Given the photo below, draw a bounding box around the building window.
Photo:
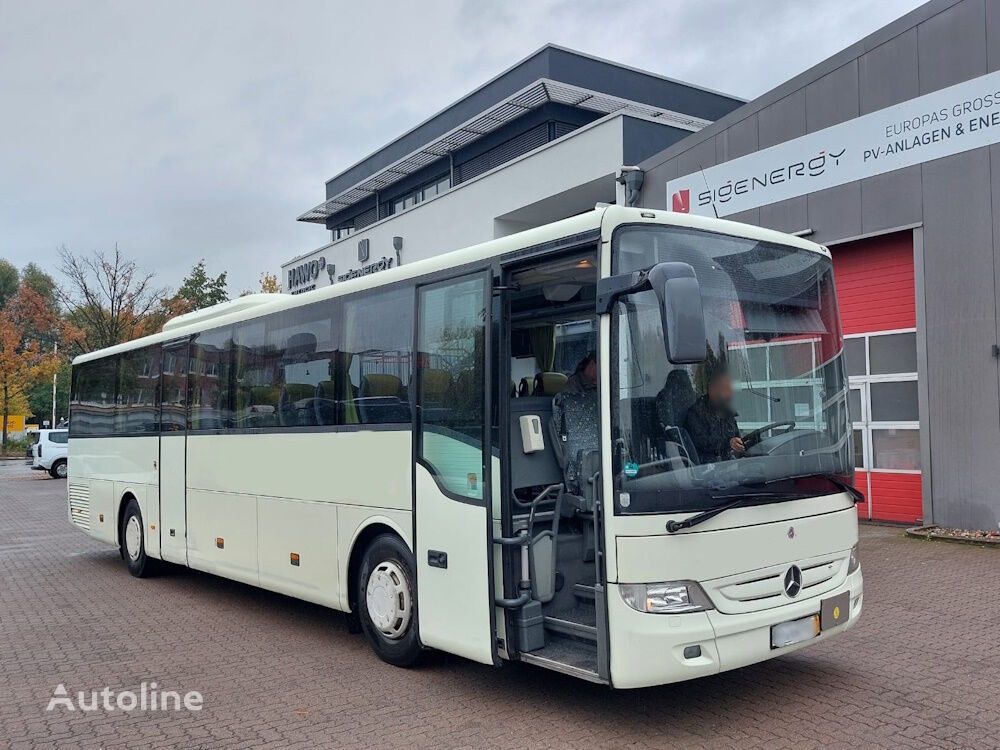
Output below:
[390,174,450,217]
[845,329,920,473]
[332,224,355,242]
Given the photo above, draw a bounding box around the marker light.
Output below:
[619,581,714,614]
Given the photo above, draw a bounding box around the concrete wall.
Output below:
[285,114,626,291]
[639,0,1000,530]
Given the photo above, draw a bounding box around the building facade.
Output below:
[639,0,1000,530]
[284,45,743,294]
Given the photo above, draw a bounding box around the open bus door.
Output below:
[412,270,497,665]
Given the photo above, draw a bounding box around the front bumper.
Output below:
[607,568,864,689]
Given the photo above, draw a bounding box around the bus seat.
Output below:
[518,377,534,397]
[550,391,599,501]
[420,369,453,405]
[533,372,567,396]
[280,383,317,426]
[315,380,338,425]
[359,374,409,424]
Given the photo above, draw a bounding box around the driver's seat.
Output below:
[655,370,700,464]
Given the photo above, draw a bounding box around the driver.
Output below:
[683,366,745,462]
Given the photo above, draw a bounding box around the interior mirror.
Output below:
[647,262,707,364]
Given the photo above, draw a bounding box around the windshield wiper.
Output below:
[738,473,866,503]
[665,492,805,533]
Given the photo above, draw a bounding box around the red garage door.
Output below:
[832,231,922,524]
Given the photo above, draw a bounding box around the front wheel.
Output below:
[120,499,155,578]
[356,534,422,667]
[49,459,67,479]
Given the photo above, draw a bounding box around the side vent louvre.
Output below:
[68,484,91,531]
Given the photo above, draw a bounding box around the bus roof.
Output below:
[72,206,828,365]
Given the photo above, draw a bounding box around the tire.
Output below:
[120,499,155,578]
[49,459,67,479]
[356,534,422,667]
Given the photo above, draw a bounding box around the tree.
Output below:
[0,284,61,451]
[166,260,228,316]
[57,245,167,354]
[0,259,17,309]
[258,271,280,294]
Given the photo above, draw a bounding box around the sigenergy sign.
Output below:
[667,69,1000,217]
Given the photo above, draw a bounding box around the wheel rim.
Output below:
[365,560,411,639]
[56,462,67,478]
[125,515,142,561]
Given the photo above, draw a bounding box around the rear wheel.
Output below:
[121,499,155,578]
[356,534,422,667]
[49,459,67,479]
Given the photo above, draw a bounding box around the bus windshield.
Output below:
[611,224,851,515]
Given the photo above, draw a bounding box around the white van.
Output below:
[31,429,68,478]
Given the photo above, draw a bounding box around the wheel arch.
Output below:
[115,489,140,549]
[344,516,411,614]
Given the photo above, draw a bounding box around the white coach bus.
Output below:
[67,206,863,688]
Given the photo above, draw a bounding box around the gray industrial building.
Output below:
[638,0,1000,530]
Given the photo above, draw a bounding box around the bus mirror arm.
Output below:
[596,263,707,365]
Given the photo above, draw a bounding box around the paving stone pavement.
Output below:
[1,463,999,749]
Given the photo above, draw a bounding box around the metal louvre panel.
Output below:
[704,551,849,614]
[297,77,712,223]
[454,123,548,185]
[68,483,91,531]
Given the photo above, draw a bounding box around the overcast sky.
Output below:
[0,0,925,295]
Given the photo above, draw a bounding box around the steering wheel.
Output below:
[741,420,797,450]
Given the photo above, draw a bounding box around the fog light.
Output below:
[683,645,701,659]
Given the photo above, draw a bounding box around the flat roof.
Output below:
[300,45,744,223]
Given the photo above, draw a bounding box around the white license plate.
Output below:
[770,614,820,649]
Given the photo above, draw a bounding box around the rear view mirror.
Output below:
[647,263,707,364]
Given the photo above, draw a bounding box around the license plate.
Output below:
[820,591,850,630]
[770,614,820,649]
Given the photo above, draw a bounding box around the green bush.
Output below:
[1,437,30,456]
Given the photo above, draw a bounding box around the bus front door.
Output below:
[413,271,496,665]
[158,340,189,565]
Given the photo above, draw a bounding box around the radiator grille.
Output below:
[705,553,848,614]
[68,484,91,531]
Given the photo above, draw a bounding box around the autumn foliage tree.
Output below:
[0,284,62,452]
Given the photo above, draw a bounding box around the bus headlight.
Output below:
[847,544,860,574]
[619,581,714,614]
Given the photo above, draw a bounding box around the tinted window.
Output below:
[70,358,117,436]
[233,299,339,428]
[342,286,414,425]
[190,327,233,430]
[48,431,68,444]
[870,381,919,422]
[844,337,866,377]
[869,332,917,375]
[116,346,160,433]
[160,344,188,432]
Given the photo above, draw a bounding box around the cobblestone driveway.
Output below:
[1,463,998,749]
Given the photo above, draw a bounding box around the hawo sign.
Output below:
[667,69,1000,218]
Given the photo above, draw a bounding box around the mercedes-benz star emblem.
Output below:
[783,565,803,598]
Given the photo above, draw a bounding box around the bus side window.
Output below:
[340,286,414,426]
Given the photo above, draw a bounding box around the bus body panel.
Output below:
[606,570,863,689]
[69,436,158,546]
[158,433,187,564]
[613,496,857,585]
[186,487,259,587]
[336,508,413,612]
